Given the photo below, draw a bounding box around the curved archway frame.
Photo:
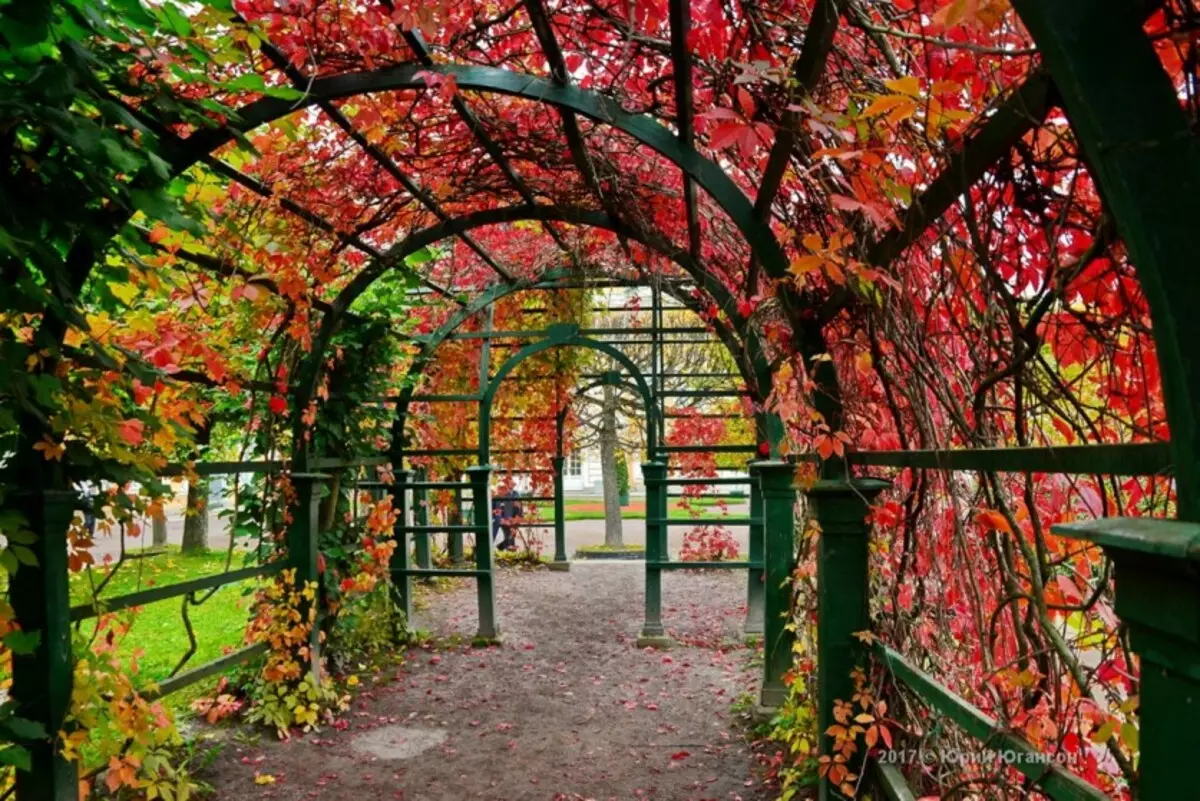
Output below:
[170,65,806,470]
[479,327,660,465]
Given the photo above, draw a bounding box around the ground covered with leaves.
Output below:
[202,563,769,800]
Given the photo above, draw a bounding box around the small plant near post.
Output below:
[616,453,631,506]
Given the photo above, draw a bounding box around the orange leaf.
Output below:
[976,509,1012,534]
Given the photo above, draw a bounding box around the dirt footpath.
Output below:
[205,562,769,801]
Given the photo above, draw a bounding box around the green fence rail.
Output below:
[802,442,1174,800]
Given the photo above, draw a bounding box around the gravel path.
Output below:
[206,563,769,801]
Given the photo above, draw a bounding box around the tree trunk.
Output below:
[152,509,168,547]
[181,424,212,554]
[181,478,208,553]
[600,384,624,547]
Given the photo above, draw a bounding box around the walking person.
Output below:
[493,486,522,552]
[78,480,98,537]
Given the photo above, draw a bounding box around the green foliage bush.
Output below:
[615,452,630,494]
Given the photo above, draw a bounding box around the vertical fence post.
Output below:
[808,477,889,801]
[757,461,797,708]
[388,469,413,631]
[550,455,569,570]
[1051,517,1200,801]
[745,462,765,638]
[448,480,465,563]
[466,465,500,645]
[10,489,76,801]
[638,460,671,647]
[288,472,329,684]
[412,467,431,570]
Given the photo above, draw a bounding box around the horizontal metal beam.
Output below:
[435,326,713,341]
[146,642,270,699]
[70,562,285,621]
[847,442,1171,476]
[660,444,757,452]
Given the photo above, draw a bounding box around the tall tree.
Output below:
[598,383,623,547]
[181,424,212,554]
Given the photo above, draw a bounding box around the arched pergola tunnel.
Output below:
[382,294,776,652]
[7,1,1200,799]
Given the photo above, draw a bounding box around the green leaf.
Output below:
[2,716,47,741]
[0,550,18,576]
[5,529,36,545]
[2,630,41,655]
[404,246,436,266]
[11,546,38,567]
[161,3,192,36]
[262,85,304,100]
[0,746,32,772]
[226,73,266,92]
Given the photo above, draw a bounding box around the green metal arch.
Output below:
[303,205,778,467]
[183,63,790,281]
[478,331,660,465]
[346,209,780,468]
[385,267,776,466]
[1010,0,1200,516]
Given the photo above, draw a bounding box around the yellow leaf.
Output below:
[1120,721,1139,751]
[884,76,921,97]
[254,773,276,785]
[108,282,139,306]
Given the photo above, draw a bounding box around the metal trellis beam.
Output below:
[668,0,702,259]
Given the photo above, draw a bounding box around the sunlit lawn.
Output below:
[70,548,259,711]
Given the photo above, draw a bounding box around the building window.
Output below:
[566,451,582,476]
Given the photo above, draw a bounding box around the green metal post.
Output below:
[467,466,500,645]
[448,481,465,563]
[10,489,76,801]
[1052,517,1200,801]
[756,460,797,708]
[388,469,413,631]
[288,472,329,684]
[412,467,432,570]
[809,478,889,801]
[638,461,672,647]
[744,462,765,637]
[550,455,569,570]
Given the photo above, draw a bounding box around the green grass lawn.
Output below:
[70,548,259,711]
[534,495,748,521]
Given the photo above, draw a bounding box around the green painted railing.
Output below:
[803,443,1175,801]
[7,456,402,799]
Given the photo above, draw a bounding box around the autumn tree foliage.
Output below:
[5,0,1198,795]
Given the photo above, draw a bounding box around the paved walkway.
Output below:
[205,563,769,800]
